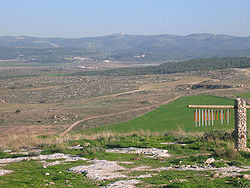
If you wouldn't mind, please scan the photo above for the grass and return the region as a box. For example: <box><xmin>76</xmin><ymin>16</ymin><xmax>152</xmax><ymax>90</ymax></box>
<box><xmin>238</xmin><ymin>92</ymin><xmax>250</xmax><ymax>99</ymax></box>
<box><xmin>0</xmin><ymin>132</ymin><xmax>250</xmax><ymax>187</ymax></box>
<box><xmin>0</xmin><ymin>95</ymin><xmax>249</xmax><ymax>187</ymax></box>
<box><xmin>1</xmin><ymin>132</ymin><xmax>250</xmax><ymax>187</ymax></box>
<box><xmin>0</xmin><ymin>160</ymin><xmax>100</xmax><ymax>187</ymax></box>
<box><xmin>139</xmin><ymin>170</ymin><xmax>249</xmax><ymax>188</ymax></box>
<box><xmin>82</xmin><ymin>95</ymin><xmax>238</xmax><ymax>135</ymax></box>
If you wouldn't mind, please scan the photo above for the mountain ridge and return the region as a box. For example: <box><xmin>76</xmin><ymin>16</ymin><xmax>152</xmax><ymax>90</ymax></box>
<box><xmin>1</xmin><ymin>33</ymin><xmax>250</xmax><ymax>61</ymax></box>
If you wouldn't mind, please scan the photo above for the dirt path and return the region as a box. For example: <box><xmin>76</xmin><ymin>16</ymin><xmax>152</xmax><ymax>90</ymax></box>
<box><xmin>96</xmin><ymin>89</ymin><xmax>145</xmax><ymax>99</ymax></box>
<box><xmin>60</xmin><ymin>96</ymin><xmax>179</xmax><ymax>136</ymax></box>
<box><xmin>95</xmin><ymin>76</ymin><xmax>214</xmax><ymax>99</ymax></box>
<box><xmin>60</xmin><ymin>95</ymin><xmax>181</xmax><ymax>136</ymax></box>
<box><xmin>60</xmin><ymin>86</ymin><xmax>250</xmax><ymax>136</ymax></box>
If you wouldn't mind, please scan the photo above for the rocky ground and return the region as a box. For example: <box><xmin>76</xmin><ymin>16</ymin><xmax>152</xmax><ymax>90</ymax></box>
<box><xmin>0</xmin><ymin>138</ymin><xmax>249</xmax><ymax>187</ymax></box>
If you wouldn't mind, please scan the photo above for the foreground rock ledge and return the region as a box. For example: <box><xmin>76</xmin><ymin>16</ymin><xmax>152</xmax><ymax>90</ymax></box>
<box><xmin>0</xmin><ymin>170</ymin><xmax>13</xmax><ymax>176</ymax></box>
<box><xmin>106</xmin><ymin>147</ymin><xmax>171</xmax><ymax>158</ymax></box>
<box><xmin>68</xmin><ymin>160</ymin><xmax>127</xmax><ymax>180</ymax></box>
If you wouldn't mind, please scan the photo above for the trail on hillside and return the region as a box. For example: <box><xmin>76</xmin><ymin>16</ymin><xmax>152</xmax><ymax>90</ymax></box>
<box><xmin>60</xmin><ymin>86</ymin><xmax>249</xmax><ymax>136</ymax></box>
<box><xmin>60</xmin><ymin>95</ymin><xmax>180</xmax><ymax>136</ymax></box>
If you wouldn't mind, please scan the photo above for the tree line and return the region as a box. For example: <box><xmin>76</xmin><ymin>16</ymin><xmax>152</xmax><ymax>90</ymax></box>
<box><xmin>73</xmin><ymin>57</ymin><xmax>250</xmax><ymax>76</ymax></box>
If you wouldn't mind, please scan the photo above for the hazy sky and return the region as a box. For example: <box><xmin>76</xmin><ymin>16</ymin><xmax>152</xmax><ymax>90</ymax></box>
<box><xmin>0</xmin><ymin>0</ymin><xmax>250</xmax><ymax>37</ymax></box>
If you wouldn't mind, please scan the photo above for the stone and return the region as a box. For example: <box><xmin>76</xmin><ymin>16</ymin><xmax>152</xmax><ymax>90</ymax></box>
<box><xmin>68</xmin><ymin>145</ymin><xmax>83</xmax><ymax>149</ymax></box>
<box><xmin>106</xmin><ymin>147</ymin><xmax>170</xmax><ymax>158</ymax></box>
<box><xmin>243</xmin><ymin>174</ymin><xmax>250</xmax><ymax>180</ymax></box>
<box><xmin>205</xmin><ymin>158</ymin><xmax>215</xmax><ymax>164</ymax></box>
<box><xmin>104</xmin><ymin>179</ymin><xmax>141</xmax><ymax>188</ymax></box>
<box><xmin>177</xmin><ymin>179</ymin><xmax>187</xmax><ymax>182</ymax></box>
<box><xmin>0</xmin><ymin>99</ymin><xmax>7</xmax><ymax>103</ymax></box>
<box><xmin>0</xmin><ymin>170</ymin><xmax>13</xmax><ymax>176</ymax></box>
<box><xmin>0</xmin><ymin>153</ymin><xmax>87</xmax><ymax>164</ymax></box>
<box><xmin>68</xmin><ymin>160</ymin><xmax>127</xmax><ymax>180</ymax></box>
<box><xmin>3</xmin><ymin>150</ymin><xmax>12</xmax><ymax>153</ymax></box>
<box><xmin>235</xmin><ymin>98</ymin><xmax>247</xmax><ymax>151</ymax></box>
<box><xmin>84</xmin><ymin>143</ymin><xmax>90</xmax><ymax>147</ymax></box>
<box><xmin>212</xmin><ymin>173</ymin><xmax>220</xmax><ymax>178</ymax></box>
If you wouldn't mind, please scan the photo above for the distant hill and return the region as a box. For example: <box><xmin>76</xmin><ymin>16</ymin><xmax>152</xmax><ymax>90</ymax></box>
<box><xmin>73</xmin><ymin>57</ymin><xmax>250</xmax><ymax>76</ymax></box>
<box><xmin>1</xmin><ymin>33</ymin><xmax>250</xmax><ymax>61</ymax></box>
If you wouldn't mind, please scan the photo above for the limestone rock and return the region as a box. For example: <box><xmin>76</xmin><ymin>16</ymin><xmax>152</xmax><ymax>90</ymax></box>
<box><xmin>205</xmin><ymin>158</ymin><xmax>215</xmax><ymax>164</ymax></box>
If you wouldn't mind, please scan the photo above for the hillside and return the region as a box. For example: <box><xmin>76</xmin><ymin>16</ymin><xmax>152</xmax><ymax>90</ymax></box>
<box><xmin>73</xmin><ymin>57</ymin><xmax>250</xmax><ymax>76</ymax></box>
<box><xmin>1</xmin><ymin>33</ymin><xmax>250</xmax><ymax>61</ymax></box>
<box><xmin>79</xmin><ymin>95</ymin><xmax>244</xmax><ymax>135</ymax></box>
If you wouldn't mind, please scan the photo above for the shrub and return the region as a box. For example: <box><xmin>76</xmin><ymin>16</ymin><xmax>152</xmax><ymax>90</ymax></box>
<box><xmin>214</xmin><ymin>148</ymin><xmax>240</xmax><ymax>160</ymax></box>
<box><xmin>81</xmin><ymin>145</ymin><xmax>105</xmax><ymax>156</ymax></box>
<box><xmin>228</xmin><ymin>160</ymin><xmax>242</xmax><ymax>167</ymax></box>
<box><xmin>200</xmin><ymin>130</ymin><xmax>234</xmax><ymax>142</ymax></box>
<box><xmin>15</xmin><ymin>109</ymin><xmax>21</xmax><ymax>113</ymax></box>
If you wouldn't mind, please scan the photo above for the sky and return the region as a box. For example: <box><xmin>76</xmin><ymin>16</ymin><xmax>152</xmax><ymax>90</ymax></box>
<box><xmin>0</xmin><ymin>0</ymin><xmax>250</xmax><ymax>38</ymax></box>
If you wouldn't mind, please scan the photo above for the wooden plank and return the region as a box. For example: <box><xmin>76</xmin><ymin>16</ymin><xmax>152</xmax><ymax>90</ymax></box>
<box><xmin>188</xmin><ymin>105</ymin><xmax>234</xmax><ymax>109</ymax></box>
<box><xmin>188</xmin><ymin>105</ymin><xmax>250</xmax><ymax>109</ymax></box>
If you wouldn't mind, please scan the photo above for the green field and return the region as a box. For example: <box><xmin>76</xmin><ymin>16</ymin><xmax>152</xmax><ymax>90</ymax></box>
<box><xmin>238</xmin><ymin>92</ymin><xmax>250</xmax><ymax>99</ymax></box>
<box><xmin>83</xmin><ymin>95</ymin><xmax>249</xmax><ymax>134</ymax></box>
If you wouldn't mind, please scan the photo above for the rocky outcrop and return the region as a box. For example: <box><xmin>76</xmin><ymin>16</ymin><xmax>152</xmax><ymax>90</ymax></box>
<box><xmin>106</xmin><ymin>147</ymin><xmax>170</xmax><ymax>158</ymax></box>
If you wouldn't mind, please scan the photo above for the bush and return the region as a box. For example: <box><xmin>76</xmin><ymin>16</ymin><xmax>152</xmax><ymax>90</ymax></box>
<box><xmin>214</xmin><ymin>148</ymin><xmax>240</xmax><ymax>160</ymax></box>
<box><xmin>81</xmin><ymin>145</ymin><xmax>105</xmax><ymax>156</ymax></box>
<box><xmin>228</xmin><ymin>160</ymin><xmax>242</xmax><ymax>167</ymax></box>
<box><xmin>15</xmin><ymin>109</ymin><xmax>21</xmax><ymax>113</ymax></box>
<box><xmin>240</xmin><ymin>150</ymin><xmax>250</xmax><ymax>160</ymax></box>
<box><xmin>200</xmin><ymin>130</ymin><xmax>234</xmax><ymax>142</ymax></box>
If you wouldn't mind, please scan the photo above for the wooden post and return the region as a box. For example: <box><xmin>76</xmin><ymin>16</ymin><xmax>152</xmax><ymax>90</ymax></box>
<box><xmin>199</xmin><ymin>109</ymin><xmax>201</xmax><ymax>127</ymax></box>
<box><xmin>188</xmin><ymin>101</ymin><xmax>249</xmax><ymax>151</ymax></box>
<box><xmin>235</xmin><ymin>98</ymin><xmax>247</xmax><ymax>151</ymax></box>
<box><xmin>212</xmin><ymin>109</ymin><xmax>214</xmax><ymax>126</ymax></box>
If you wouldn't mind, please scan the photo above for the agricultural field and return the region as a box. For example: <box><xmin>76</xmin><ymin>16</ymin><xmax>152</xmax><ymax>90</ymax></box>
<box><xmin>238</xmin><ymin>92</ymin><xmax>250</xmax><ymax>99</ymax></box>
<box><xmin>0</xmin><ymin>60</ymin><xmax>250</xmax><ymax>187</ymax></box>
<box><xmin>0</xmin><ymin>65</ymin><xmax>250</xmax><ymax>137</ymax></box>
<box><xmin>82</xmin><ymin>95</ymin><xmax>238</xmax><ymax>135</ymax></box>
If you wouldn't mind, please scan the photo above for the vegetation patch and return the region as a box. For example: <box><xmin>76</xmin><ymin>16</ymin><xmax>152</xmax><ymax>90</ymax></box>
<box><xmin>83</xmin><ymin>95</ymin><xmax>237</xmax><ymax>134</ymax></box>
<box><xmin>73</xmin><ymin>57</ymin><xmax>250</xmax><ymax>76</ymax></box>
<box><xmin>0</xmin><ymin>132</ymin><xmax>249</xmax><ymax>187</ymax></box>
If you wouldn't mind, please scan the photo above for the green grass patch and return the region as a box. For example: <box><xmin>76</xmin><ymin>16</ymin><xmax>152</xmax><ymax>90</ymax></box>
<box><xmin>84</xmin><ymin>95</ymin><xmax>238</xmax><ymax>134</ymax></box>
<box><xmin>139</xmin><ymin>170</ymin><xmax>249</xmax><ymax>188</ymax></box>
<box><xmin>237</xmin><ymin>92</ymin><xmax>250</xmax><ymax>99</ymax></box>
<box><xmin>1</xmin><ymin>133</ymin><xmax>250</xmax><ymax>187</ymax></box>
<box><xmin>0</xmin><ymin>160</ymin><xmax>99</xmax><ymax>187</ymax></box>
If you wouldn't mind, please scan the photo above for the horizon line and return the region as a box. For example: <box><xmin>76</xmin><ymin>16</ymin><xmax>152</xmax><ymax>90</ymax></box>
<box><xmin>0</xmin><ymin>32</ymin><xmax>250</xmax><ymax>39</ymax></box>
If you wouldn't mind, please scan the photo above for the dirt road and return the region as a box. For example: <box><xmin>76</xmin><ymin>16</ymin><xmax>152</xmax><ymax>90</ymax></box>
<box><xmin>60</xmin><ymin>86</ymin><xmax>249</xmax><ymax>136</ymax></box>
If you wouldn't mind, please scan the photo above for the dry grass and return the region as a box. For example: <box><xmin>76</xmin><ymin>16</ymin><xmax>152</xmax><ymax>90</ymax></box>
<box><xmin>0</xmin><ymin>128</ymin><xmax>205</xmax><ymax>151</ymax></box>
<box><xmin>0</xmin><ymin>134</ymin><xmax>71</xmax><ymax>151</ymax></box>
